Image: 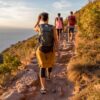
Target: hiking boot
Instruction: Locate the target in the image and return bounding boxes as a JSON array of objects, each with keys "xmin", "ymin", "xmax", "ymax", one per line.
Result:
[{"xmin": 40, "ymin": 88, "xmax": 47, "ymax": 94}]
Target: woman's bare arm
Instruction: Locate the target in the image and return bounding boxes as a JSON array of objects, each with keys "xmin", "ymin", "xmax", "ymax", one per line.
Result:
[
  {"xmin": 55, "ymin": 18, "xmax": 57, "ymax": 27},
  {"xmin": 34, "ymin": 15, "xmax": 41, "ymax": 28},
  {"xmin": 53, "ymin": 27, "xmax": 58, "ymax": 46},
  {"xmin": 34, "ymin": 25, "xmax": 39, "ymax": 32},
  {"xmin": 53, "ymin": 27, "xmax": 60, "ymax": 56},
  {"xmin": 34, "ymin": 15, "xmax": 41, "ymax": 32}
]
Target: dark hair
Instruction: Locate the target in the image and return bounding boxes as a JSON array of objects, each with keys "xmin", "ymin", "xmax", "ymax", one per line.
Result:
[
  {"xmin": 58, "ymin": 13, "xmax": 61, "ymax": 16},
  {"xmin": 40, "ymin": 12, "xmax": 48, "ymax": 21},
  {"xmin": 70, "ymin": 11, "xmax": 73, "ymax": 15}
]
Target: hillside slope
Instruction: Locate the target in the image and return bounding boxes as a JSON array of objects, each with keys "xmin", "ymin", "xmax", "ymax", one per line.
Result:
[
  {"xmin": 67, "ymin": 1, "xmax": 100, "ymax": 100},
  {"xmin": 0, "ymin": 35, "xmax": 37, "ymax": 85}
]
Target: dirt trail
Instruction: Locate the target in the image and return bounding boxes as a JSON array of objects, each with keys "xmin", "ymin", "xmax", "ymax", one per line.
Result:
[
  {"xmin": 0, "ymin": 38, "xmax": 75, "ymax": 100},
  {"xmin": 24, "ymin": 39, "xmax": 75, "ymax": 100}
]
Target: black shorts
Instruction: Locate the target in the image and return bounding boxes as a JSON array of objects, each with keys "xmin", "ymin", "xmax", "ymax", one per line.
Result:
[
  {"xmin": 69, "ymin": 27, "xmax": 75, "ymax": 33},
  {"xmin": 56, "ymin": 29, "xmax": 62, "ymax": 37},
  {"xmin": 40, "ymin": 67, "xmax": 52, "ymax": 78}
]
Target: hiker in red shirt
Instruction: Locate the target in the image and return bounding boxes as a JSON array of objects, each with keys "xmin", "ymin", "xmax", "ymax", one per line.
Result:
[{"xmin": 67, "ymin": 11, "xmax": 77, "ymax": 42}]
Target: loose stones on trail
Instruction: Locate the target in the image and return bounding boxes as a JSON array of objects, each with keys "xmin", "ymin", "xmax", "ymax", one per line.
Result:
[
  {"xmin": 16, "ymin": 69, "xmax": 38, "ymax": 93},
  {"xmin": 0, "ymin": 69, "xmax": 38, "ymax": 100},
  {"xmin": 0, "ymin": 90, "xmax": 24, "ymax": 100}
]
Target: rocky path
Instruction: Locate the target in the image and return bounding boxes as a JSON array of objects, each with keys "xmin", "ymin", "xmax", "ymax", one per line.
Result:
[{"xmin": 0, "ymin": 39, "xmax": 75, "ymax": 100}]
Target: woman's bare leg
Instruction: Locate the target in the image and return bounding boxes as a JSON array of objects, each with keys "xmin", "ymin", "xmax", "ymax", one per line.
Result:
[{"xmin": 40, "ymin": 77, "xmax": 46, "ymax": 89}]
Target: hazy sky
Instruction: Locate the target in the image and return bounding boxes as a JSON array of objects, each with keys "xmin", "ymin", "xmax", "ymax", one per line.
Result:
[{"xmin": 0, "ymin": 0, "xmax": 88, "ymax": 29}]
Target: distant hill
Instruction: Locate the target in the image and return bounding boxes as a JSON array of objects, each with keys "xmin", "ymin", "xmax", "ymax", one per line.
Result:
[{"xmin": 67, "ymin": 0, "xmax": 100, "ymax": 99}]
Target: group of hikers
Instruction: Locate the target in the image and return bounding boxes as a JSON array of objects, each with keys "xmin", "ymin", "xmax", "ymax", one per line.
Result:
[
  {"xmin": 34, "ymin": 11, "xmax": 77, "ymax": 94},
  {"xmin": 55, "ymin": 11, "xmax": 77, "ymax": 42}
]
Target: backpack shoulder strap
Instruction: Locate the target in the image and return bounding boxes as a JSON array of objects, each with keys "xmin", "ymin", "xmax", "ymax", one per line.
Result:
[{"xmin": 39, "ymin": 24, "xmax": 45, "ymax": 34}]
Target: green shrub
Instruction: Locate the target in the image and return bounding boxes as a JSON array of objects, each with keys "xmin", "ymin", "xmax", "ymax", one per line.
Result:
[{"xmin": 0, "ymin": 64, "xmax": 11, "ymax": 74}]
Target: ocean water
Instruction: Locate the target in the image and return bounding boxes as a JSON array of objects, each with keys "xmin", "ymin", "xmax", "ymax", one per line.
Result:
[{"xmin": 0, "ymin": 28, "xmax": 36, "ymax": 53}]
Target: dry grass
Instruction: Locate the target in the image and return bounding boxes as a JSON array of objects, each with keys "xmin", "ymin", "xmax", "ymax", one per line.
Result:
[
  {"xmin": 67, "ymin": 0, "xmax": 100, "ymax": 99},
  {"xmin": 72, "ymin": 80, "xmax": 100, "ymax": 100},
  {"xmin": 0, "ymin": 35, "xmax": 37, "ymax": 85}
]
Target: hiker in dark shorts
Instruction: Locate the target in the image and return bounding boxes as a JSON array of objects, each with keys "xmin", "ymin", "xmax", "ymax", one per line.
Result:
[
  {"xmin": 34, "ymin": 12, "xmax": 59, "ymax": 94},
  {"xmin": 67, "ymin": 11, "xmax": 77, "ymax": 42},
  {"xmin": 55, "ymin": 13, "xmax": 64, "ymax": 41}
]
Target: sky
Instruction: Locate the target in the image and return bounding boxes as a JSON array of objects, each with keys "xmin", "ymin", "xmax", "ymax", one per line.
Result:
[{"xmin": 0, "ymin": 0, "xmax": 88, "ymax": 29}]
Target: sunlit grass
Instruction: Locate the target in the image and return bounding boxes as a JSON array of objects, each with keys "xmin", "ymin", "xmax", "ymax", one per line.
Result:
[{"xmin": 67, "ymin": 0, "xmax": 100, "ymax": 99}]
